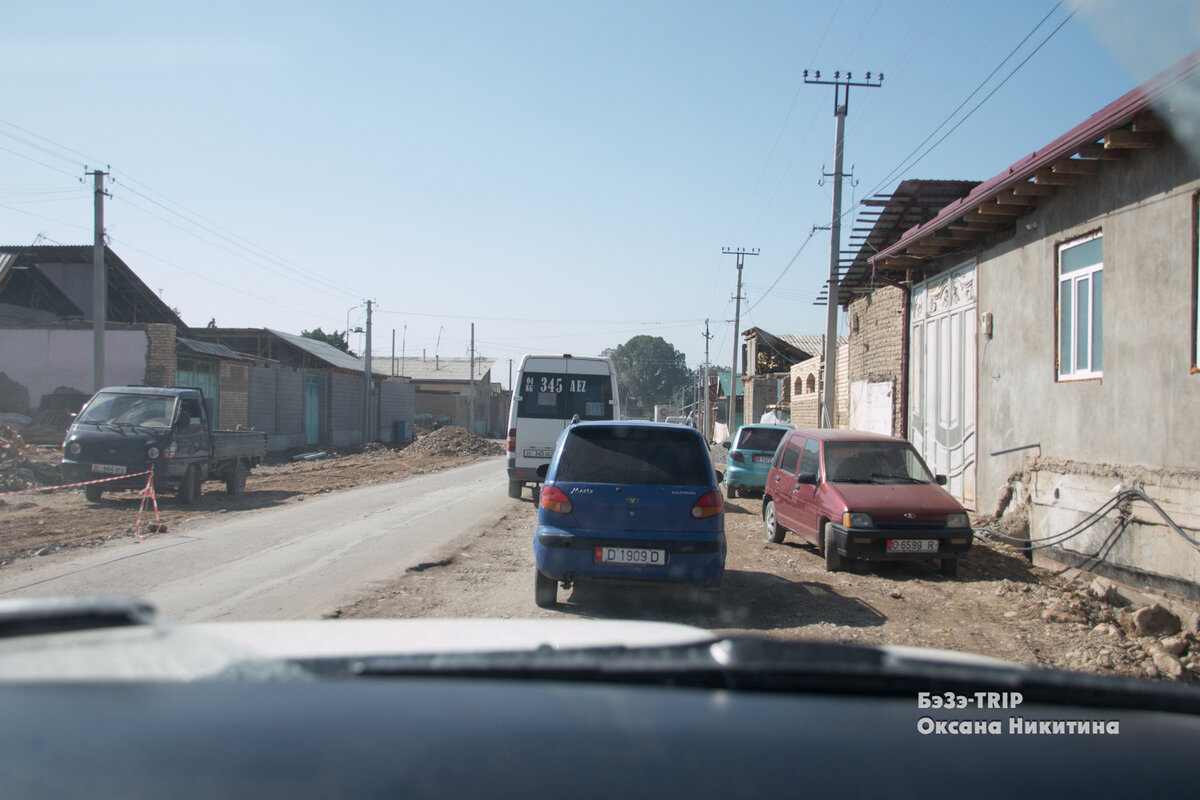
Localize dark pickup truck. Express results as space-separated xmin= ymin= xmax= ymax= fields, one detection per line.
xmin=61 ymin=386 xmax=267 ymax=504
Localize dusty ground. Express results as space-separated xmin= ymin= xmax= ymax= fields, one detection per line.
xmin=4 ymin=424 xmax=1197 ymax=680
xmin=0 ymin=426 xmax=503 ymax=565
xmin=337 ymin=489 xmax=1200 ymax=682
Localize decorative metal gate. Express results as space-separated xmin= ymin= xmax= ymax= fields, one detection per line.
xmin=909 ymin=261 xmax=976 ymax=508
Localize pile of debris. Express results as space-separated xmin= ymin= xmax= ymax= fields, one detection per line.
xmin=0 ymin=425 xmax=41 ymax=494
xmin=405 ymin=426 xmax=505 ymax=459
xmin=996 ymin=574 xmax=1200 ymax=680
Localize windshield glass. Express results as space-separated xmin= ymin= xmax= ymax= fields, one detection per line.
xmin=555 ymin=426 xmax=710 ymax=486
xmin=823 ymin=441 xmax=935 ymax=484
xmin=76 ymin=392 xmax=176 ymax=428
xmin=1 ymin=2 xmax=1197 ymax=704
xmin=735 ymin=427 xmax=787 ymax=452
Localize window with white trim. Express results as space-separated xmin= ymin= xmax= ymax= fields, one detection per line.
xmin=1194 ymin=194 xmax=1199 ymax=370
xmin=1057 ymin=233 xmax=1103 ymax=380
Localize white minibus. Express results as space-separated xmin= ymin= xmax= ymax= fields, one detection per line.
xmin=506 ymin=354 xmax=620 ymax=498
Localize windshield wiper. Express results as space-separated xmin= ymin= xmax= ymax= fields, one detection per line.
xmin=870 ymin=474 xmax=928 ymax=484
xmin=299 ymin=637 xmax=1200 ymax=716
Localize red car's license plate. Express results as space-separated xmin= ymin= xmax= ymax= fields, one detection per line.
xmin=887 ymin=539 xmax=938 ymax=553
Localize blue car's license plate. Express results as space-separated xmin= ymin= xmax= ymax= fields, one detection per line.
xmin=594 ymin=547 xmax=666 ymax=566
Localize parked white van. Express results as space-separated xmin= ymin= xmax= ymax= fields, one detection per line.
xmin=506 ymin=354 xmax=620 ymax=499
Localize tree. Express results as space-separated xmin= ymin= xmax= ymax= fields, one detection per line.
xmin=301 ymin=327 xmax=355 ymax=356
xmin=602 ymin=336 xmax=694 ymax=419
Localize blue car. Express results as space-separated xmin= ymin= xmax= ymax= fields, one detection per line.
xmin=722 ymin=424 xmax=791 ymax=498
xmin=533 ymin=421 xmax=726 ymax=609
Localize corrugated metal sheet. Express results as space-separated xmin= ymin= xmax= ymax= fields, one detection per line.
xmin=177 ymin=336 xmax=241 ymax=359
xmin=266 ymin=328 xmax=366 ymax=372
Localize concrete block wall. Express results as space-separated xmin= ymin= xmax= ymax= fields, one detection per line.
xmin=144 ymin=323 xmax=176 ymax=387
xmin=379 ymin=378 xmax=415 ymax=442
xmin=1025 ymin=460 xmax=1200 ymax=603
xmin=416 ymin=389 xmax=469 ymax=427
xmin=247 ymin=363 xmax=307 ymax=451
xmin=329 ymin=373 xmax=365 ymax=447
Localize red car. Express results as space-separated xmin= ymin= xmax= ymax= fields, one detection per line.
xmin=761 ymin=430 xmax=972 ymax=576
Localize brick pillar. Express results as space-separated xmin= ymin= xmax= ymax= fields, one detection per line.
xmin=143 ymin=324 xmax=176 ymax=387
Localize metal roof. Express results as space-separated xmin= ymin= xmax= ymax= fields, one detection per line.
xmin=869 ymin=50 xmax=1200 ymax=276
xmin=0 ymin=253 xmax=85 ymax=320
xmin=177 ymin=337 xmax=242 ymax=360
xmin=379 ymin=356 xmax=495 ymax=382
xmin=0 ymin=245 xmax=186 ymax=330
xmin=265 ymin=328 xmax=366 ymax=372
xmin=836 ymin=179 xmax=979 ymax=294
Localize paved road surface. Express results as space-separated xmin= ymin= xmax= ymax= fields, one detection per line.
xmin=0 ymin=458 xmax=505 ymax=622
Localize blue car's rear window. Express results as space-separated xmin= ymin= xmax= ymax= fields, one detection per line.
xmin=736 ymin=427 xmax=787 ymax=452
xmin=556 ymin=427 xmax=710 ymax=486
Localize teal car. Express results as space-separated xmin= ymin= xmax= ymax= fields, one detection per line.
xmin=722 ymin=424 xmax=791 ymax=498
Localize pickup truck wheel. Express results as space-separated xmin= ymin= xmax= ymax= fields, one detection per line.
xmin=84 ymin=485 xmax=103 ymax=503
xmin=823 ymin=522 xmax=843 ymax=572
xmin=177 ymin=465 xmax=201 ymax=506
xmin=763 ymin=500 xmax=786 ymax=544
xmin=507 ymin=479 xmax=522 ymax=499
xmin=534 ymin=569 xmax=557 ymax=608
xmin=939 ymin=558 xmax=959 ymax=578
xmin=225 ymin=460 xmax=247 ymax=496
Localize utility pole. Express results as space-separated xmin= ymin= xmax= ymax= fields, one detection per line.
xmin=805 ymin=69 xmax=882 ymax=427
xmin=89 ymin=169 xmax=109 ymax=391
xmin=702 ymin=319 xmax=713 ymax=442
xmin=363 ymin=300 xmax=373 ymax=443
xmin=722 ymin=247 xmax=758 ymax=436
xmin=469 ymin=323 xmax=476 ymax=434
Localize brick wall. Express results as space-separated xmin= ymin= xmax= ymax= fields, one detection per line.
xmin=847 ymin=286 xmax=906 ymax=435
xmin=219 ymin=361 xmax=249 ymax=429
xmin=790 ymin=357 xmax=822 ymax=427
xmin=143 ymin=323 xmax=176 ymax=387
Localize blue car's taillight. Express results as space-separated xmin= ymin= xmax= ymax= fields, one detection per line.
xmin=690 ymin=491 xmax=723 ymax=519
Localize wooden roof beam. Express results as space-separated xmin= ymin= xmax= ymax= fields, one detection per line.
xmin=1105 ymin=130 xmax=1157 ymax=149
xmin=1076 ymin=143 xmax=1128 ymax=160
xmin=975 ymin=202 xmax=1027 ymax=217
xmin=1035 ymin=169 xmax=1073 ymax=185
xmin=1132 ymin=114 xmax=1165 ymax=133
xmin=1052 ymin=158 xmax=1101 ymax=175
xmin=949 ymin=219 xmax=1006 ymax=232
xmin=994 ymin=192 xmax=1041 ymax=206
xmin=1010 ymin=182 xmax=1056 ymax=197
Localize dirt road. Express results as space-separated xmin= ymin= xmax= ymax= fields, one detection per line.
xmin=337 ymin=489 xmax=1200 ymax=682
xmin=4 ymin=425 xmax=1198 ymax=680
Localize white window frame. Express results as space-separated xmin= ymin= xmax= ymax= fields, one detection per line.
xmin=1057 ymin=232 xmax=1103 ymax=381
xmin=1193 ymin=193 xmax=1199 ymax=371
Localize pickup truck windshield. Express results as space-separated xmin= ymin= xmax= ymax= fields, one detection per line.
xmin=76 ymin=392 xmax=177 ymax=429
xmin=823 ymin=441 xmax=935 ymax=485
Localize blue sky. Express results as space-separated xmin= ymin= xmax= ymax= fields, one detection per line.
xmin=2 ymin=1 xmax=1196 ymax=387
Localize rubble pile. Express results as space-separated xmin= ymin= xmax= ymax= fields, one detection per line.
xmin=996 ymin=574 xmax=1200 ymax=680
xmin=405 ymin=426 xmax=504 ymax=459
xmin=0 ymin=425 xmax=40 ymax=494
